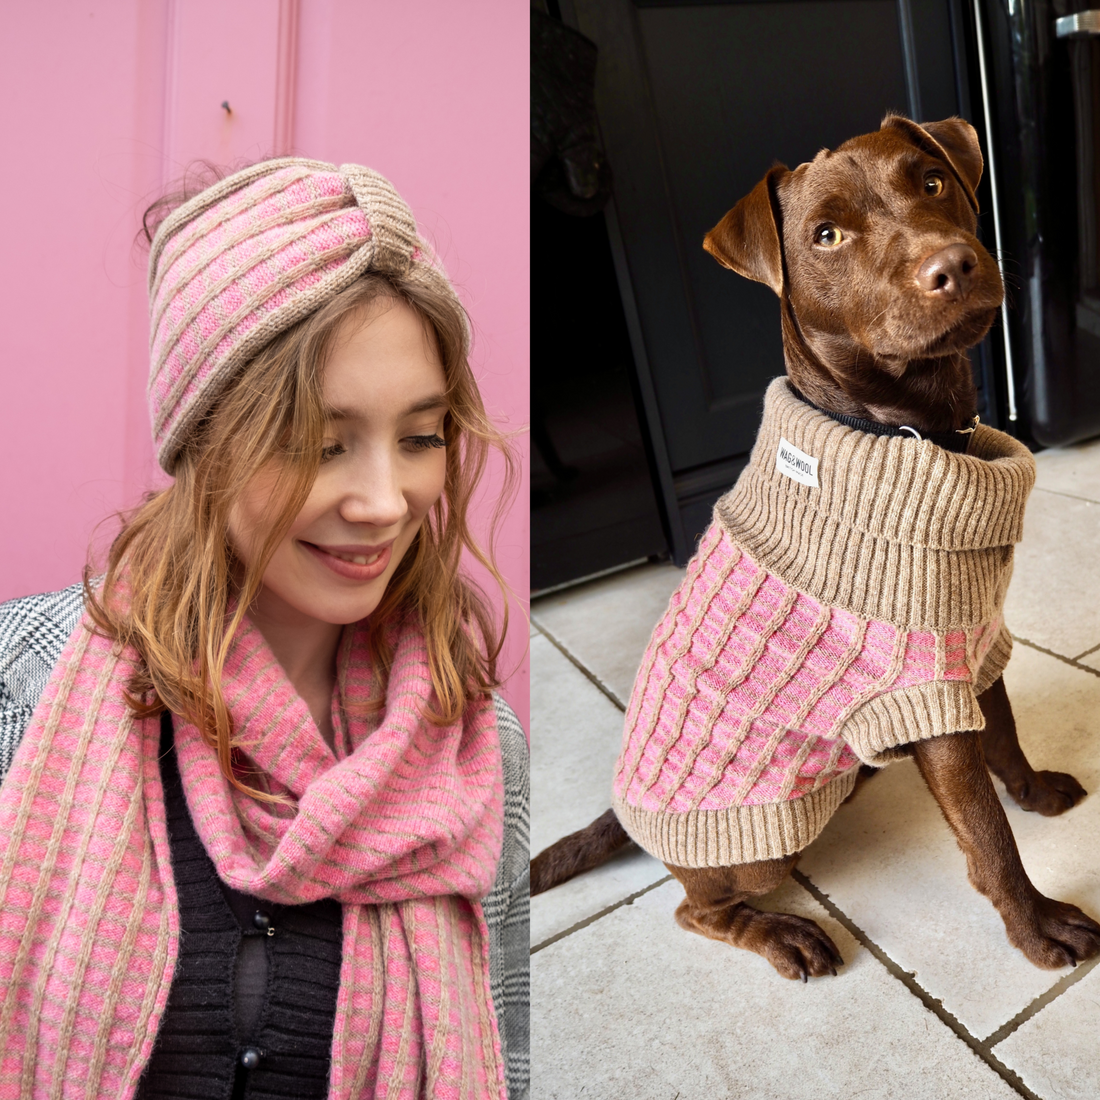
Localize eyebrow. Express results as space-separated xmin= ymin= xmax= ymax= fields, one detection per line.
xmin=323 ymin=393 xmax=450 ymax=421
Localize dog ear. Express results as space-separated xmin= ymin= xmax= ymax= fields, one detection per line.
xmin=919 ymin=118 xmax=983 ymax=192
xmin=704 ymin=165 xmax=788 ymax=295
xmin=881 ymin=114 xmax=982 ymax=212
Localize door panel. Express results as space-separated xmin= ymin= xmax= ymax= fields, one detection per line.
xmin=575 ymin=0 xmax=909 ymax=476
xmin=637 ymin=0 xmax=910 ymax=453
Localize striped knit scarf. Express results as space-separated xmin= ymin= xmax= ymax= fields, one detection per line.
xmin=0 ymin=611 xmax=507 ymax=1100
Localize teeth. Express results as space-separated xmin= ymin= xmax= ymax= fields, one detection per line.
xmin=331 ymin=550 xmax=381 ymax=565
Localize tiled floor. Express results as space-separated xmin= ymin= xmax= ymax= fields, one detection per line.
xmin=530 ymin=436 xmax=1100 ymax=1100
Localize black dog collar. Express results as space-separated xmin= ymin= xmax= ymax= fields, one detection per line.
xmin=789 ymin=386 xmax=978 ymax=454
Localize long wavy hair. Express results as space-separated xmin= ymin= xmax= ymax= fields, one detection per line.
xmin=87 ymin=192 xmax=516 ymax=801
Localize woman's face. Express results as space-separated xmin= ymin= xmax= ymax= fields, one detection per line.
xmin=229 ymin=297 xmax=449 ymax=628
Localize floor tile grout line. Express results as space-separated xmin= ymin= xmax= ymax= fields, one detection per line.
xmin=983 ymin=953 xmax=1100 ymax=1048
xmin=1031 ymin=485 xmax=1100 ymax=507
xmin=530 ymin=617 xmax=629 ymax=712
xmin=792 ymin=869 xmax=1041 ymax=1100
xmin=1012 ymin=634 xmax=1100 ymax=678
xmin=530 ymin=875 xmax=674 ymax=955
xmin=1071 ymin=640 xmax=1100 ymax=662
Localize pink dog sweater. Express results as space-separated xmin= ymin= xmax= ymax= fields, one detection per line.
xmin=613 ymin=378 xmax=1035 ymax=867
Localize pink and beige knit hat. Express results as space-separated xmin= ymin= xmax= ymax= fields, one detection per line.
xmin=147 ymin=157 xmax=467 ymax=473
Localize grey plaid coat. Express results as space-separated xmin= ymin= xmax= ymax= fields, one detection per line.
xmin=0 ymin=584 xmax=529 ymax=1100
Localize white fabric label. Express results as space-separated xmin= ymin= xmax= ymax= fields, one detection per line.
xmin=775 ymin=437 xmax=820 ymax=488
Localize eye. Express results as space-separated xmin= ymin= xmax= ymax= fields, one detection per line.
xmin=814 ymin=225 xmax=843 ymax=249
xmin=320 ymin=441 xmax=345 ymax=463
xmin=924 ymin=174 xmax=945 ymax=197
xmin=404 ymin=434 xmax=446 ymax=451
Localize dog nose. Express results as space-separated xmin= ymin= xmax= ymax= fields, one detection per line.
xmin=916 ymin=244 xmax=978 ymax=300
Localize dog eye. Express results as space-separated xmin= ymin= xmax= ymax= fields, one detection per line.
xmin=814 ymin=225 xmax=843 ymax=248
xmin=924 ymin=174 xmax=945 ymax=196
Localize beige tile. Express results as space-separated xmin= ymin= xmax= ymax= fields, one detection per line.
xmin=530 ymin=633 xmax=623 ymax=852
xmin=1033 ymin=435 xmax=1100 ymax=504
xmin=531 ymin=561 xmax=684 ymax=707
xmin=995 ymin=960 xmax=1100 ymax=1100
xmin=798 ymin=644 xmax=1100 ymax=1040
xmin=530 ymin=632 xmax=667 ymax=944
xmin=532 ymin=879 xmax=1020 ymax=1100
xmin=1004 ymin=488 xmax=1100 ymax=659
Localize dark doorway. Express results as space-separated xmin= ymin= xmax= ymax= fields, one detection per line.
xmin=530 ymin=197 xmax=668 ymax=591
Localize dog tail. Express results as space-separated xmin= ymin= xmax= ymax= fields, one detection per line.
xmin=530 ymin=808 xmax=633 ymax=895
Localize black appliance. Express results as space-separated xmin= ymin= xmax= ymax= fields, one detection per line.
xmin=981 ymin=0 xmax=1100 ymax=445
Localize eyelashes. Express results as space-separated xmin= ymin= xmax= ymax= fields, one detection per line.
xmin=319 ymin=435 xmax=447 ymax=463
xmin=405 ymin=434 xmax=447 ymax=451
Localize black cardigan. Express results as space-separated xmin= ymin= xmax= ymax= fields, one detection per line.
xmin=138 ymin=711 xmax=341 ymax=1100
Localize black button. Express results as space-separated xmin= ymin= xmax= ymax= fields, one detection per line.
xmin=252 ymin=911 xmax=271 ymax=932
xmin=239 ymin=1046 xmax=262 ymax=1070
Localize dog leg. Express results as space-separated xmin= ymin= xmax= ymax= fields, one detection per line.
xmin=979 ymin=676 xmax=1087 ymax=815
xmin=913 ymin=730 xmax=1100 ymax=968
xmin=667 ymin=858 xmax=843 ymax=981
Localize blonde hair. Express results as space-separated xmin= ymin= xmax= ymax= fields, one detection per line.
xmin=87 ymin=270 xmax=516 ymax=801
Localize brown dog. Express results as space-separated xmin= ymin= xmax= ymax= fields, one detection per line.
xmin=532 ymin=115 xmax=1100 ymax=980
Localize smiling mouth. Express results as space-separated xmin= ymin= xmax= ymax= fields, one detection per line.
xmin=301 ymin=541 xmax=394 ymax=580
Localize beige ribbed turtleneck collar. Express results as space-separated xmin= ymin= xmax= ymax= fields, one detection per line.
xmin=715 ymin=377 xmax=1036 ymax=630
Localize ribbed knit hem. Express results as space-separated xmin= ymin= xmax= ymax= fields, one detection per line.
xmin=975 ymin=622 xmax=1013 ymax=696
xmin=612 ymin=768 xmax=858 ymax=867
xmin=843 ymin=680 xmax=986 ymax=765
xmin=715 ymin=377 xmax=1035 ymax=630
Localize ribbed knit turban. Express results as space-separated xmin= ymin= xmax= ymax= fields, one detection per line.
xmin=147 ymin=157 xmax=467 ymax=474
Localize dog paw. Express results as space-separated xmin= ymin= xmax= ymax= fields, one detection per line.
xmin=1009 ymin=770 xmax=1087 ymax=816
xmin=675 ymin=902 xmax=844 ymax=980
xmin=753 ymin=912 xmax=845 ymax=982
xmin=1008 ymin=897 xmax=1100 ymax=969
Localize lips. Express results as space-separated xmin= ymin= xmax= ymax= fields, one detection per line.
xmin=300 ymin=540 xmax=394 ymax=581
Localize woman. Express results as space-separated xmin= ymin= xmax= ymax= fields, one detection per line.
xmin=0 ymin=160 xmax=528 ymax=1100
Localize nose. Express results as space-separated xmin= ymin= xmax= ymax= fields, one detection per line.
xmin=916 ymin=243 xmax=978 ymax=301
xmin=338 ymin=449 xmax=408 ymax=530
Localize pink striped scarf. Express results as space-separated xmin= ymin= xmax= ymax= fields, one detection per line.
xmin=0 ymin=610 xmax=506 ymax=1100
